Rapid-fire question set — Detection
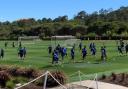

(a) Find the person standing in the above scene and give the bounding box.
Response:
[52,50,59,64]
[48,45,52,55]
[60,47,67,62]
[118,46,123,56]
[79,42,82,50]
[23,47,27,58]
[60,47,64,60]
[71,47,75,61]
[19,41,22,48]
[0,48,4,59]
[19,47,24,60]
[12,42,15,48]
[91,47,96,56]
[4,42,8,48]
[101,46,107,63]
[125,43,128,55]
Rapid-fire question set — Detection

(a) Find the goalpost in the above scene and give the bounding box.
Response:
[18,36,40,45]
[51,35,81,49]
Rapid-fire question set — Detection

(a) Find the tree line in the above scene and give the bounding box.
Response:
[1,6,128,40]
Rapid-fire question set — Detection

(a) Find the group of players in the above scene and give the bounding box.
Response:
[4,41,27,60]
[48,41,107,64]
[2,39,128,63]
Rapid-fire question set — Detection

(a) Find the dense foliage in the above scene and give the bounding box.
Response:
[1,6,128,39]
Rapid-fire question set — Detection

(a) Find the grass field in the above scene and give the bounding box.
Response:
[0,40,128,82]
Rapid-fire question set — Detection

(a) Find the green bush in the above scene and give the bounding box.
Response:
[12,77,28,84]
[87,33,96,37]
[6,81,15,89]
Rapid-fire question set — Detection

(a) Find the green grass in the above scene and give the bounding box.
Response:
[0,40,128,82]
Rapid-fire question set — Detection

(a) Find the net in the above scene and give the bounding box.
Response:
[18,36,40,45]
[62,39,81,48]
[51,36,81,48]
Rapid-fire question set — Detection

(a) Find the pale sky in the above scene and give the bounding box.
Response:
[0,0,128,21]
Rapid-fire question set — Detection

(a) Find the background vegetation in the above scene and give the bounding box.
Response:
[1,6,128,40]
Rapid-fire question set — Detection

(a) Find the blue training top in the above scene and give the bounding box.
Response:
[53,51,59,61]
[63,48,67,55]
[82,48,87,55]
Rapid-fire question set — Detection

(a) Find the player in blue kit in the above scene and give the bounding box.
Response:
[82,46,87,60]
[52,50,59,64]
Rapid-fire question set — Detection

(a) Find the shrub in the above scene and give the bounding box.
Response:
[24,68,38,78]
[12,77,28,84]
[7,67,38,78]
[6,80,15,89]
[111,73,116,81]
[46,71,67,87]
[86,33,96,37]
[35,71,67,88]
[7,67,19,76]
[119,73,125,82]
[101,74,106,80]
[0,71,10,87]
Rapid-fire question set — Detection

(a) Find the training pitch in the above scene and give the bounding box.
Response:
[0,40,128,81]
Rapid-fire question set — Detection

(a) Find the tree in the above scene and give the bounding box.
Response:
[53,15,68,22]
[74,11,88,20]
[56,24,72,35]
[72,25,87,36]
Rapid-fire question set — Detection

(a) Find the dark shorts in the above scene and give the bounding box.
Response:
[126,49,128,53]
[71,54,74,59]
[1,53,4,57]
[20,53,23,58]
[83,54,86,58]
[49,50,52,54]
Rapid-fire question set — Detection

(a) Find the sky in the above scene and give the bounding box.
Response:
[0,0,128,22]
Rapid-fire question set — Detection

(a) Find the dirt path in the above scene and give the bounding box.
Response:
[49,80,128,89]
[71,80,128,89]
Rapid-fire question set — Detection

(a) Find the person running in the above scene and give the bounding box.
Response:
[125,43,128,55]
[82,46,87,60]
[0,48,4,59]
[101,46,107,62]
[23,47,27,58]
[71,47,75,61]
